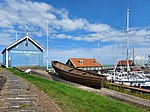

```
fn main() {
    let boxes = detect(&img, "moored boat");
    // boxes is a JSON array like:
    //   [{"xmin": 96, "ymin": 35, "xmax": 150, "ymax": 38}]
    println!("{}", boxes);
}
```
[{"xmin": 51, "ymin": 60, "xmax": 106, "ymax": 89}]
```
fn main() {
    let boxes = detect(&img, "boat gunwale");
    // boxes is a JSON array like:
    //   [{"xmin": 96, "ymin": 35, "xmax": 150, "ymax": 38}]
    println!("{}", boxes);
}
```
[
  {"xmin": 52, "ymin": 60, "xmax": 105, "ymax": 78},
  {"xmin": 51, "ymin": 60, "xmax": 106, "ymax": 88},
  {"xmin": 54, "ymin": 65, "xmax": 104, "ymax": 82}
]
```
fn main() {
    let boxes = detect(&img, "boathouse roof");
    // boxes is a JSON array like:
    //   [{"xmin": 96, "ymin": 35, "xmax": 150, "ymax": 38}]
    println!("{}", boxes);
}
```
[
  {"xmin": 2, "ymin": 36, "xmax": 44, "ymax": 54},
  {"xmin": 67, "ymin": 58, "xmax": 102, "ymax": 68}
]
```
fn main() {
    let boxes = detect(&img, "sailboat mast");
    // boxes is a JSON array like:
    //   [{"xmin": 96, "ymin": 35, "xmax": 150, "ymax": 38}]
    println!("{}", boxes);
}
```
[
  {"xmin": 133, "ymin": 48, "xmax": 134, "ymax": 62},
  {"xmin": 114, "ymin": 42, "xmax": 117, "ymax": 70},
  {"xmin": 113, "ymin": 42, "xmax": 117, "ymax": 80},
  {"xmin": 126, "ymin": 9, "xmax": 130, "ymax": 72}
]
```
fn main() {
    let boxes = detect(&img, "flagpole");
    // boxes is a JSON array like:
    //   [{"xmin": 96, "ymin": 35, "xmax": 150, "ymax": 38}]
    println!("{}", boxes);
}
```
[
  {"xmin": 46, "ymin": 20, "xmax": 49, "ymax": 70},
  {"xmin": 16, "ymin": 32, "xmax": 18, "ymax": 41}
]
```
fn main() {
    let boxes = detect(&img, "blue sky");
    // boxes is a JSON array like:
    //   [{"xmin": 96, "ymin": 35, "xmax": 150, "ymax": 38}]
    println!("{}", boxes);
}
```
[{"xmin": 0, "ymin": 0, "xmax": 150, "ymax": 65}]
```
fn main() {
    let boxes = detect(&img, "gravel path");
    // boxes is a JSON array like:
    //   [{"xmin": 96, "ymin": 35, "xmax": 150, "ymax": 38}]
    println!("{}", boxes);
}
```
[
  {"xmin": 0, "ymin": 68, "xmax": 61, "ymax": 112},
  {"xmin": 100, "ymin": 88, "xmax": 150, "ymax": 109}
]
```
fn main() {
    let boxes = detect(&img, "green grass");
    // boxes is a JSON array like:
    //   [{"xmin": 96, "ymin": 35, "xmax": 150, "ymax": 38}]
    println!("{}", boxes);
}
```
[{"xmin": 9, "ymin": 68, "xmax": 148, "ymax": 112}]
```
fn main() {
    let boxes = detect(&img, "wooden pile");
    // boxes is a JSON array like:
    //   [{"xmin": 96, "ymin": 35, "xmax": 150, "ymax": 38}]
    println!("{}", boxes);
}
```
[{"xmin": 0, "ymin": 76, "xmax": 6, "ymax": 90}]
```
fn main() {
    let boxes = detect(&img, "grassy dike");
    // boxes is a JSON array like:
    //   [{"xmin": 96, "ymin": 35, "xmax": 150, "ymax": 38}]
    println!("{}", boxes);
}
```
[{"xmin": 8, "ymin": 68, "xmax": 147, "ymax": 112}]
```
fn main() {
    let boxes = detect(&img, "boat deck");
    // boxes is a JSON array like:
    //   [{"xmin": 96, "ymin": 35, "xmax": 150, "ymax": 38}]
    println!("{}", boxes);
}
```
[{"xmin": 55, "ymin": 62, "xmax": 102, "ymax": 78}]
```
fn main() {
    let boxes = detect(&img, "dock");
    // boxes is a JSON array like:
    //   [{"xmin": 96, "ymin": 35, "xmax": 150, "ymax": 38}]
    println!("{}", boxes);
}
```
[{"xmin": 109, "ymin": 82, "xmax": 150, "ymax": 93}]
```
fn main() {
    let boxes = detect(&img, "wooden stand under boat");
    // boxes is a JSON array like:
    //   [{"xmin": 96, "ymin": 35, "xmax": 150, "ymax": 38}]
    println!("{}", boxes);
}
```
[{"xmin": 51, "ymin": 60, "xmax": 106, "ymax": 89}]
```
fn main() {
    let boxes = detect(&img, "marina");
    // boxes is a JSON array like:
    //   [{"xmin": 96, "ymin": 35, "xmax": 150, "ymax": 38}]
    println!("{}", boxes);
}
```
[{"xmin": 100, "ymin": 9, "xmax": 150, "ymax": 89}]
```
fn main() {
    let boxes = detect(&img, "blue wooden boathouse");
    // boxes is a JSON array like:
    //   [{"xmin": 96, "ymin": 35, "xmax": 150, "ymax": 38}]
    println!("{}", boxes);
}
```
[{"xmin": 2, "ymin": 34, "xmax": 44, "ymax": 68}]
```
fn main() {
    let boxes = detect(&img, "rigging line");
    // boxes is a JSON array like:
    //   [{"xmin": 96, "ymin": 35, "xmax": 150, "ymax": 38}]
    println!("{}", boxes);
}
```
[
  {"xmin": 121, "ymin": 9, "xmax": 128, "ymax": 53},
  {"xmin": 0, "ymin": 29, "xmax": 44, "ymax": 34},
  {"xmin": 129, "ymin": 40, "xmax": 150, "ymax": 42},
  {"xmin": 147, "ymin": 16, "xmax": 150, "ymax": 49},
  {"xmin": 119, "ymin": 9, "xmax": 128, "ymax": 59}
]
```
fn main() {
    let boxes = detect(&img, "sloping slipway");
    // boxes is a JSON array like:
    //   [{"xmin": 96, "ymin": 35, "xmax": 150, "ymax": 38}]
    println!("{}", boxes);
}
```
[{"xmin": 0, "ymin": 68, "xmax": 61, "ymax": 112}]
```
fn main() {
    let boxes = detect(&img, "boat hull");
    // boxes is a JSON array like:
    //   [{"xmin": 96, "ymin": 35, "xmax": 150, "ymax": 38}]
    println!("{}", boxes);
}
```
[{"xmin": 52, "ymin": 61, "xmax": 106, "ymax": 89}]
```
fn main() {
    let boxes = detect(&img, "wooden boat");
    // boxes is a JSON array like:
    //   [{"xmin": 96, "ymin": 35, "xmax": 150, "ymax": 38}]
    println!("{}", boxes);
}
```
[{"xmin": 51, "ymin": 60, "xmax": 106, "ymax": 89}]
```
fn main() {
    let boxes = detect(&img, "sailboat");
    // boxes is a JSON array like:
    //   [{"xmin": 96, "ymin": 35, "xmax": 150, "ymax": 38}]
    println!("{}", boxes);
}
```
[
  {"xmin": 111, "ymin": 9, "xmax": 150, "ymax": 88},
  {"xmin": 144, "ymin": 55, "xmax": 150, "ymax": 77}
]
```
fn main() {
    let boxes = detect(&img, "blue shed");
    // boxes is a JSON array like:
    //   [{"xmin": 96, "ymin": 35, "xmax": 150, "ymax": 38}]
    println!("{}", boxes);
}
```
[{"xmin": 2, "ymin": 35, "xmax": 44, "ymax": 68}]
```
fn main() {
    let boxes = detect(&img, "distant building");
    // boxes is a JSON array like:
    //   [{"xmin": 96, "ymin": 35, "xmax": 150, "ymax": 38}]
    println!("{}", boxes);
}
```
[
  {"xmin": 66, "ymin": 58, "xmax": 102, "ymax": 71},
  {"xmin": 117, "ymin": 60, "xmax": 135, "ymax": 70},
  {"xmin": 2, "ymin": 35, "xmax": 44, "ymax": 68},
  {"xmin": 117, "ymin": 60, "xmax": 135, "ymax": 67}
]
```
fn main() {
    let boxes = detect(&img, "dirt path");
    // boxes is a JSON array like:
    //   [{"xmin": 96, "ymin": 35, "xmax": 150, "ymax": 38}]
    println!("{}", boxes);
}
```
[
  {"xmin": 100, "ymin": 88, "xmax": 150, "ymax": 108},
  {"xmin": 0, "ymin": 68, "xmax": 61, "ymax": 112}
]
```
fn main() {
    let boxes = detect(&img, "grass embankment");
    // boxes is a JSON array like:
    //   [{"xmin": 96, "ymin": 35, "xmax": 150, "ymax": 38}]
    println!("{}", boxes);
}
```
[{"xmin": 9, "ymin": 68, "xmax": 147, "ymax": 112}]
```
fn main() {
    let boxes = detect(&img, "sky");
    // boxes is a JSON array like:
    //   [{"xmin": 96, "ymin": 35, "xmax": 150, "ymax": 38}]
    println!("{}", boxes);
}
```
[{"xmin": 0, "ymin": 0, "xmax": 150, "ymax": 65}]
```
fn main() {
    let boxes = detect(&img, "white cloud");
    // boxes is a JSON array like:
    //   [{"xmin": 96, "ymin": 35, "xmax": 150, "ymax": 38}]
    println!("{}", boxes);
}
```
[
  {"xmin": 73, "ymin": 36, "xmax": 83, "ymax": 41},
  {"xmin": 0, "ymin": 0, "xmax": 149, "ymax": 46},
  {"xmin": 85, "ymin": 22, "xmax": 112, "ymax": 32},
  {"xmin": 54, "ymin": 34, "xmax": 66, "ymax": 39},
  {"xmin": 54, "ymin": 18, "xmax": 86, "ymax": 31},
  {"xmin": 0, "ymin": 0, "xmax": 149, "ymax": 65},
  {"xmin": 45, "ymin": 45, "xmax": 116, "ymax": 65}
]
